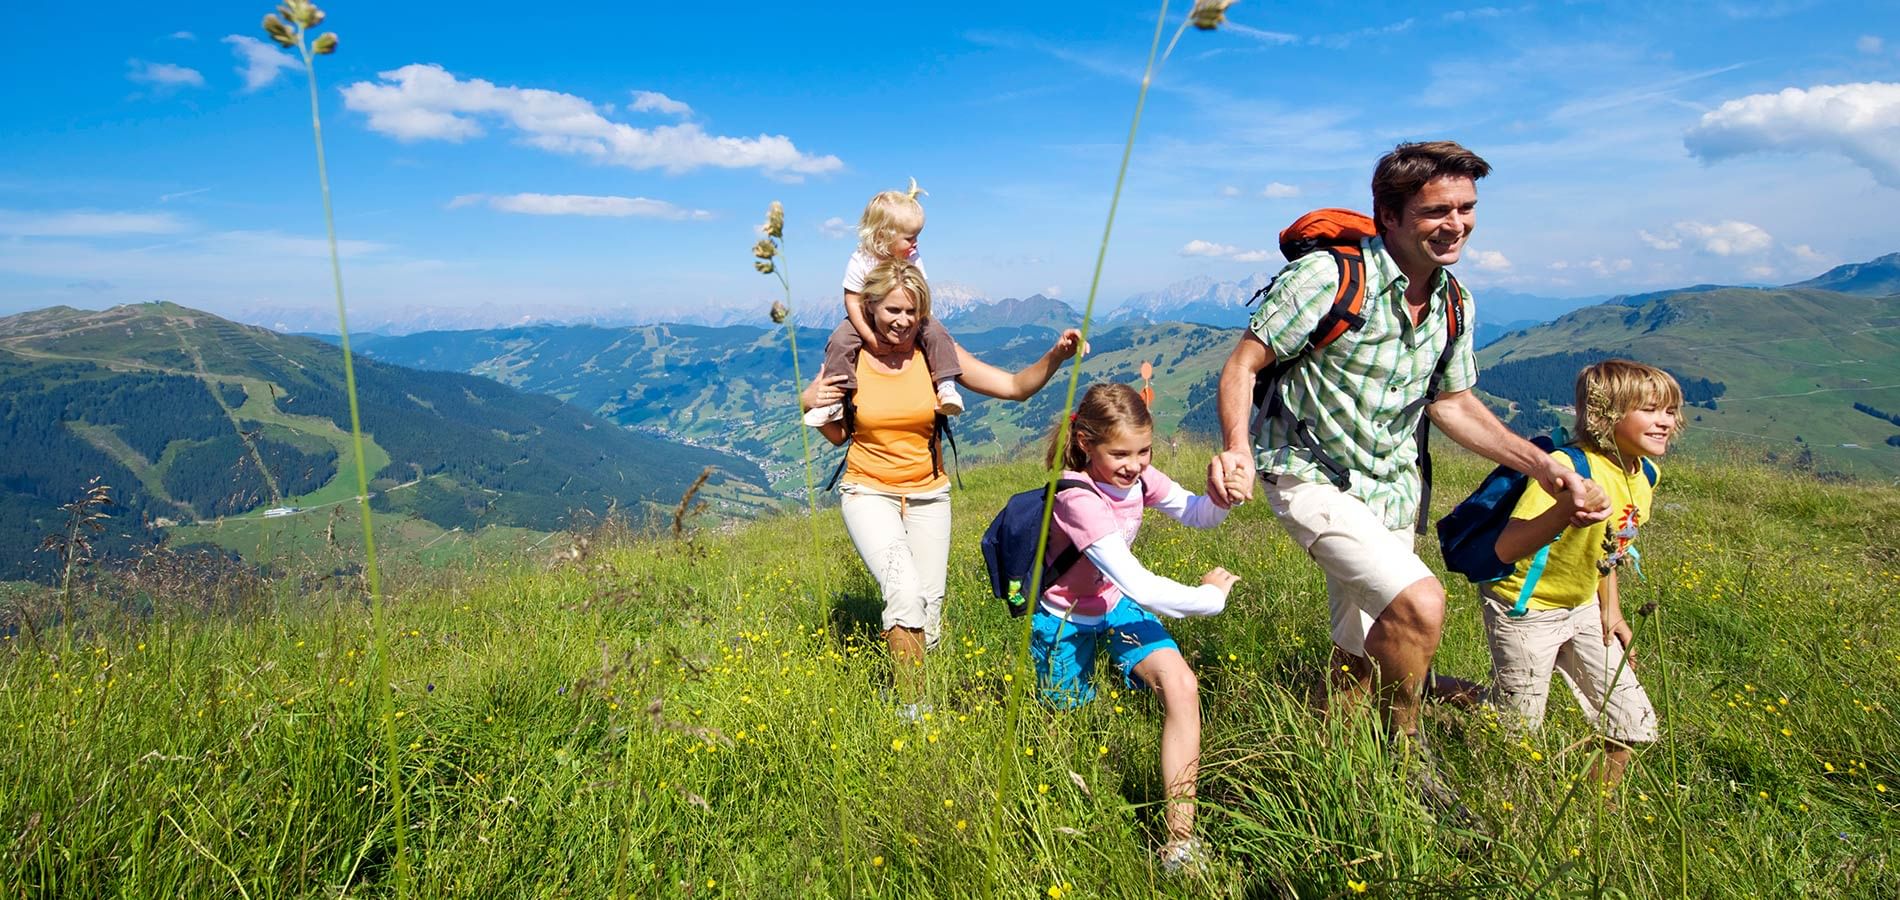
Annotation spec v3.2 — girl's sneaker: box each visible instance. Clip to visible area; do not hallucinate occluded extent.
[1158,838,1209,876]
[935,381,965,416]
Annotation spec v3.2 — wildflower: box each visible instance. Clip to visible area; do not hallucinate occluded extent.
[943,799,954,808]
[1038,783,1050,795]
[955,819,967,830]
[1347,880,1368,894]
[1500,800,1514,812]
[892,738,905,752]
[1099,745,1109,756]
[762,201,784,239]
[1530,750,1544,762]
[872,856,884,868]
[1024,747,1034,757]
[1189,0,1237,30]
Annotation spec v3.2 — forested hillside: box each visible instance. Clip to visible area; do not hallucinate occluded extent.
[0,304,771,581]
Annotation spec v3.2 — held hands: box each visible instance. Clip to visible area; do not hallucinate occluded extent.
[1544,467,1612,527]
[1205,449,1256,508]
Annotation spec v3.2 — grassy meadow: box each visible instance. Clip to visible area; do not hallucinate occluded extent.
[3,444,1897,897]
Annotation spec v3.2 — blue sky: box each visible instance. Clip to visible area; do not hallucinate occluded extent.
[2,1,1897,330]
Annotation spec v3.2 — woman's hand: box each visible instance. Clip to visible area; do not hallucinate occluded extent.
[1050,328,1089,362]
[801,365,849,413]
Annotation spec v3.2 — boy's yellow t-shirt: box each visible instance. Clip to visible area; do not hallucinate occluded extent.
[1490,447,1657,611]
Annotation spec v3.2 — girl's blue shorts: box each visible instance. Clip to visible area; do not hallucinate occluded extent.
[1030,598,1177,709]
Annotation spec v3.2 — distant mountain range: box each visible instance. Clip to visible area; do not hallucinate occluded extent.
[358,251,1900,488]
[0,303,769,581]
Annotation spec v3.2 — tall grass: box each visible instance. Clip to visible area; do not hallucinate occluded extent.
[4,445,1895,896]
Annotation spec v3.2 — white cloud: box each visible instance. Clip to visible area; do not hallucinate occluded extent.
[0,210,190,237]
[818,216,853,239]
[1220,185,1241,198]
[630,90,692,117]
[1181,240,1272,262]
[1789,243,1825,263]
[169,31,196,41]
[1587,258,1634,277]
[449,193,713,220]
[223,35,298,92]
[1040,285,1064,298]
[1261,181,1301,199]
[1856,35,1884,55]
[126,60,204,91]
[1467,249,1513,272]
[1181,239,1240,257]
[340,64,843,179]
[1224,22,1299,44]
[1684,82,1900,188]
[1640,220,1775,256]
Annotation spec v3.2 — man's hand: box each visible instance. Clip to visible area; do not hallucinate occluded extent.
[1542,466,1611,527]
[1206,449,1256,508]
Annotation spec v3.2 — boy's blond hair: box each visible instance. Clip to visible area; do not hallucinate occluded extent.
[857,178,926,259]
[859,260,932,325]
[1572,359,1684,456]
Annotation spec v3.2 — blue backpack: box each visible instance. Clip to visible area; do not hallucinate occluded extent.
[1435,436,1656,617]
[980,478,1096,618]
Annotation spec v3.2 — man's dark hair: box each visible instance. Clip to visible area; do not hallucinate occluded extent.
[1371,141,1491,233]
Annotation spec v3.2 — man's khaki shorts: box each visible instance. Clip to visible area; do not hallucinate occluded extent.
[1263,477,1436,657]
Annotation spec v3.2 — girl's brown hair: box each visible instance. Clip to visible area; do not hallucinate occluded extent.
[1572,358,1684,456]
[1045,382,1153,471]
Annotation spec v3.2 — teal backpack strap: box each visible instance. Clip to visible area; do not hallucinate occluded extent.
[1509,444,1592,618]
[1509,544,1552,618]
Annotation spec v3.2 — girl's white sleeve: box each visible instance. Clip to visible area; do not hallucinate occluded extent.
[1081,534,1228,619]
[1152,482,1228,529]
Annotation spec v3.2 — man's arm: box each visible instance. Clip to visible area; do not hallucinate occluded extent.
[1427,389,1610,525]
[1205,333,1275,506]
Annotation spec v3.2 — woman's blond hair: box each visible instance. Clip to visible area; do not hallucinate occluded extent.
[1045,383,1153,471]
[857,178,926,260]
[859,259,931,326]
[1573,358,1684,456]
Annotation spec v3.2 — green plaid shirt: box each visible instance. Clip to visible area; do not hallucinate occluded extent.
[1249,237,1478,530]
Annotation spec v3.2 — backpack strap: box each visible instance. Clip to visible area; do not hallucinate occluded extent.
[822,392,857,491]
[1404,272,1471,533]
[1032,478,1100,600]
[1640,457,1658,486]
[1249,247,1370,491]
[1507,445,1592,618]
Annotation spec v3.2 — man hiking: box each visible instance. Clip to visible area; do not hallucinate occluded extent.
[1205,140,1609,747]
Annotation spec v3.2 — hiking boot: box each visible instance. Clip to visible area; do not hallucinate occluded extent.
[1158,838,1209,877]
[803,402,843,427]
[935,381,965,416]
[1404,737,1492,840]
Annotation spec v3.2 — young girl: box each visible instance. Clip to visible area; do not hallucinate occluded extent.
[1033,382,1238,872]
[804,180,965,426]
[1487,359,1680,787]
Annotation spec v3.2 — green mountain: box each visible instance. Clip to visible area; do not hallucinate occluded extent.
[1478,286,1900,478]
[0,303,770,581]
[1790,252,1900,297]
